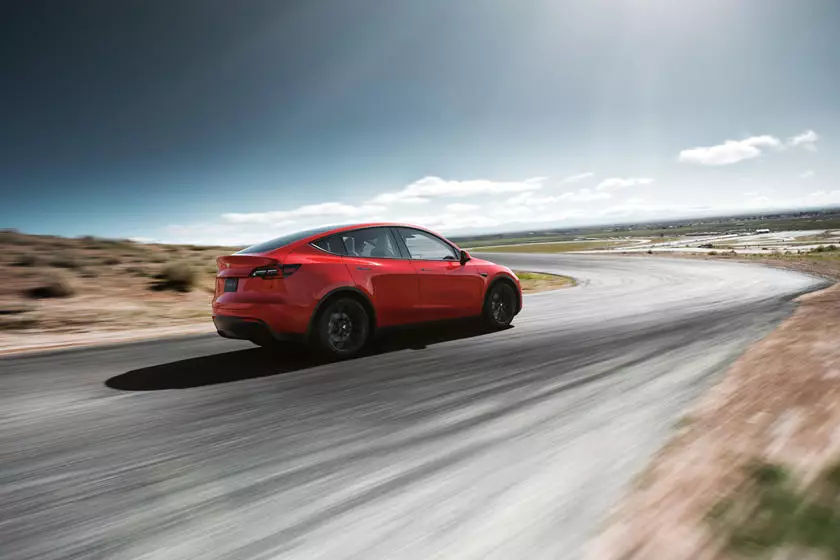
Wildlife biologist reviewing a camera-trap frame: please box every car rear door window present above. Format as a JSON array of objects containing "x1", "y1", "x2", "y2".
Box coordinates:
[
  {"x1": 311, "y1": 234, "x2": 347, "y2": 255},
  {"x1": 340, "y1": 228, "x2": 401, "y2": 258},
  {"x1": 236, "y1": 225, "x2": 337, "y2": 254},
  {"x1": 397, "y1": 228, "x2": 458, "y2": 261}
]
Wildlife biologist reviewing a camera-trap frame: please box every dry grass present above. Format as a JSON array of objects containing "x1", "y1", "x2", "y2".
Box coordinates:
[
  {"x1": 514, "y1": 270, "x2": 576, "y2": 292},
  {"x1": 0, "y1": 231, "x2": 238, "y2": 346}
]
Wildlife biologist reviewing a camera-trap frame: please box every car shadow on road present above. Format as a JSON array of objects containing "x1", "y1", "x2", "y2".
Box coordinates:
[{"x1": 105, "y1": 319, "x2": 511, "y2": 391}]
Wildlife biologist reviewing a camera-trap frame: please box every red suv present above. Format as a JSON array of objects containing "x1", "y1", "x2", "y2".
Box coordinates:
[{"x1": 213, "y1": 223, "x2": 522, "y2": 358}]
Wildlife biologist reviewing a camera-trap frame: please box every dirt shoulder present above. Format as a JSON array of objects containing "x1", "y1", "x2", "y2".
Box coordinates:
[
  {"x1": 0, "y1": 231, "x2": 575, "y2": 355},
  {"x1": 0, "y1": 230, "x2": 236, "y2": 356},
  {"x1": 593, "y1": 256, "x2": 840, "y2": 559}
]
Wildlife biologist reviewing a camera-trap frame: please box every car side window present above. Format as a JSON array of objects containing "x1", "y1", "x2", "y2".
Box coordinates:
[
  {"x1": 397, "y1": 228, "x2": 458, "y2": 261},
  {"x1": 311, "y1": 234, "x2": 347, "y2": 255},
  {"x1": 340, "y1": 228, "x2": 401, "y2": 258}
]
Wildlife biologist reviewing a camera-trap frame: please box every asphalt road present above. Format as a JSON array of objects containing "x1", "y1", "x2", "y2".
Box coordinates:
[{"x1": 0, "y1": 255, "x2": 827, "y2": 560}]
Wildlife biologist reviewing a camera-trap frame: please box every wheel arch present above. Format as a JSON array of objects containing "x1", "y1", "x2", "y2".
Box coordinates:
[
  {"x1": 486, "y1": 274, "x2": 522, "y2": 314},
  {"x1": 307, "y1": 286, "x2": 377, "y2": 339}
]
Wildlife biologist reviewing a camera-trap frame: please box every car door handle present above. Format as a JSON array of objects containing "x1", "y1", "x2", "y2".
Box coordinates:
[
  {"x1": 420, "y1": 268, "x2": 433, "y2": 271},
  {"x1": 357, "y1": 266, "x2": 372, "y2": 270}
]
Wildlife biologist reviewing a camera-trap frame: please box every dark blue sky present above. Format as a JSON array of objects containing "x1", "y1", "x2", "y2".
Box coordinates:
[{"x1": 2, "y1": 0, "x2": 839, "y2": 243}]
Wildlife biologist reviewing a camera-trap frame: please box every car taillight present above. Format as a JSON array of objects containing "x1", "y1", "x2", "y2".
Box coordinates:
[{"x1": 250, "y1": 264, "x2": 301, "y2": 278}]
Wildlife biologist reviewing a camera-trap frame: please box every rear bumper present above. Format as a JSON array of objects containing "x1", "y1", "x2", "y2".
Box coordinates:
[{"x1": 213, "y1": 315, "x2": 303, "y2": 344}]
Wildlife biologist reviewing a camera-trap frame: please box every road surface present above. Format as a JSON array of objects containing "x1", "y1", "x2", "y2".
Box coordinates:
[{"x1": 0, "y1": 255, "x2": 826, "y2": 560}]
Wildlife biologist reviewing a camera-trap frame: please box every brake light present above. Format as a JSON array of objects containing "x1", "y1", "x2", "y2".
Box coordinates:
[{"x1": 250, "y1": 264, "x2": 301, "y2": 278}]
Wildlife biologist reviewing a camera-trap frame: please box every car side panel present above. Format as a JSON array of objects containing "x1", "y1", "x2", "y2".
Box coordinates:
[
  {"x1": 343, "y1": 256, "x2": 421, "y2": 327},
  {"x1": 414, "y1": 260, "x2": 485, "y2": 320}
]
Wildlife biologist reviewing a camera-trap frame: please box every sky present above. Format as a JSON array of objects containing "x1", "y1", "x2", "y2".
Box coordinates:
[{"x1": 1, "y1": 0, "x2": 839, "y2": 245}]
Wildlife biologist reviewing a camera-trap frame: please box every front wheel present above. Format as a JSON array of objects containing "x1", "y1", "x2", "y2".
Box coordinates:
[
  {"x1": 483, "y1": 282, "x2": 517, "y2": 328},
  {"x1": 313, "y1": 298, "x2": 370, "y2": 358}
]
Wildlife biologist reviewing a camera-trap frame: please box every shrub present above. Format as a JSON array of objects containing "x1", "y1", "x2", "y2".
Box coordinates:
[
  {"x1": 152, "y1": 264, "x2": 196, "y2": 292},
  {"x1": 24, "y1": 278, "x2": 76, "y2": 299},
  {"x1": 0, "y1": 315, "x2": 39, "y2": 331},
  {"x1": 102, "y1": 257, "x2": 121, "y2": 265},
  {"x1": 50, "y1": 256, "x2": 81, "y2": 269},
  {"x1": 12, "y1": 254, "x2": 39, "y2": 267}
]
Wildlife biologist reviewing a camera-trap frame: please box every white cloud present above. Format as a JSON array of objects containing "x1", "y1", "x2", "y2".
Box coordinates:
[
  {"x1": 596, "y1": 177, "x2": 654, "y2": 191},
  {"x1": 560, "y1": 172, "x2": 594, "y2": 183},
  {"x1": 507, "y1": 188, "x2": 610, "y2": 206},
  {"x1": 444, "y1": 203, "x2": 480, "y2": 213},
  {"x1": 392, "y1": 212, "x2": 500, "y2": 231},
  {"x1": 678, "y1": 135, "x2": 782, "y2": 166},
  {"x1": 787, "y1": 130, "x2": 818, "y2": 151},
  {"x1": 368, "y1": 176, "x2": 544, "y2": 204},
  {"x1": 679, "y1": 130, "x2": 818, "y2": 166},
  {"x1": 799, "y1": 170, "x2": 815, "y2": 179},
  {"x1": 154, "y1": 167, "x2": 838, "y2": 246},
  {"x1": 222, "y1": 202, "x2": 385, "y2": 225},
  {"x1": 561, "y1": 188, "x2": 612, "y2": 201}
]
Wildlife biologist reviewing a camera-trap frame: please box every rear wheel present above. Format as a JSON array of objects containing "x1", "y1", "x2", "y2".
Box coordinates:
[
  {"x1": 483, "y1": 282, "x2": 516, "y2": 328},
  {"x1": 313, "y1": 298, "x2": 370, "y2": 358}
]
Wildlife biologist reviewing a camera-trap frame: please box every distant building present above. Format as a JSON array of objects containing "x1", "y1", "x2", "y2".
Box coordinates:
[{"x1": 756, "y1": 228, "x2": 771, "y2": 234}]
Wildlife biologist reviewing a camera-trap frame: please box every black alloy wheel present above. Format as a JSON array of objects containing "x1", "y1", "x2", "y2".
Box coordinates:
[
  {"x1": 483, "y1": 282, "x2": 516, "y2": 328},
  {"x1": 316, "y1": 298, "x2": 369, "y2": 358}
]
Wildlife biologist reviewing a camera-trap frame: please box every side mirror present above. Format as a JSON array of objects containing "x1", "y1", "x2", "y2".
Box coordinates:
[{"x1": 459, "y1": 249, "x2": 471, "y2": 265}]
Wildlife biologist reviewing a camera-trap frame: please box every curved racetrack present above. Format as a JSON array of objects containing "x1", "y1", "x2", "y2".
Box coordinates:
[{"x1": 0, "y1": 255, "x2": 826, "y2": 560}]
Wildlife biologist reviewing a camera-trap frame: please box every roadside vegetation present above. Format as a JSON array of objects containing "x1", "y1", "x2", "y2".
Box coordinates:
[
  {"x1": 513, "y1": 271, "x2": 576, "y2": 292},
  {"x1": 0, "y1": 230, "x2": 238, "y2": 343},
  {"x1": 708, "y1": 460, "x2": 840, "y2": 556}
]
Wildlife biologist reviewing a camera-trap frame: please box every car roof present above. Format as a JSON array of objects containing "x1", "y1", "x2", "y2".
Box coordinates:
[
  {"x1": 237, "y1": 222, "x2": 457, "y2": 255},
  {"x1": 305, "y1": 222, "x2": 455, "y2": 243}
]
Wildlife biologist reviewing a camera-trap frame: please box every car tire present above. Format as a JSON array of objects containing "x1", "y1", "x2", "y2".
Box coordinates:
[
  {"x1": 313, "y1": 297, "x2": 370, "y2": 358},
  {"x1": 483, "y1": 282, "x2": 516, "y2": 328}
]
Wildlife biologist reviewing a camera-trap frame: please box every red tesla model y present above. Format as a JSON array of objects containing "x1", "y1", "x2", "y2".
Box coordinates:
[{"x1": 212, "y1": 223, "x2": 522, "y2": 358}]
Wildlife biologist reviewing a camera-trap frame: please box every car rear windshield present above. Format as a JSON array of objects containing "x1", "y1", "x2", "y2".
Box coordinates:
[{"x1": 236, "y1": 225, "x2": 337, "y2": 254}]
